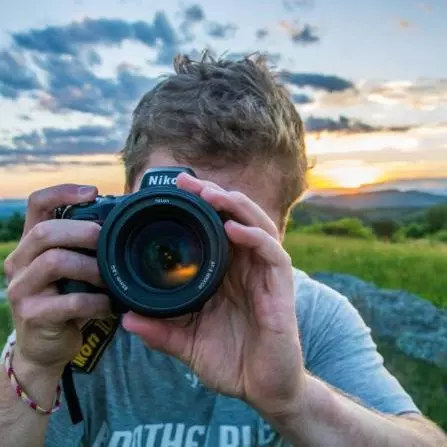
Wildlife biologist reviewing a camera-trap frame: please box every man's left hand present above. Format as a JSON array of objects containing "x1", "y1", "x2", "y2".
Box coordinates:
[{"x1": 122, "y1": 172, "x2": 305, "y2": 419}]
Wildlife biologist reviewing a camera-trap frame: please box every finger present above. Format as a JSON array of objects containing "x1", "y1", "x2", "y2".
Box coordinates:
[
  {"x1": 176, "y1": 173, "x2": 279, "y2": 239},
  {"x1": 23, "y1": 184, "x2": 97, "y2": 236},
  {"x1": 7, "y1": 249, "x2": 104, "y2": 302},
  {"x1": 176, "y1": 172, "x2": 225, "y2": 195},
  {"x1": 15, "y1": 293, "x2": 111, "y2": 325},
  {"x1": 200, "y1": 188, "x2": 279, "y2": 239},
  {"x1": 225, "y1": 220, "x2": 291, "y2": 267},
  {"x1": 122, "y1": 312, "x2": 192, "y2": 363},
  {"x1": 9, "y1": 219, "x2": 101, "y2": 271}
]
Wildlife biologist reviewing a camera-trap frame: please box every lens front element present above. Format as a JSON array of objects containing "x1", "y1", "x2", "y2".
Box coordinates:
[{"x1": 131, "y1": 220, "x2": 202, "y2": 289}]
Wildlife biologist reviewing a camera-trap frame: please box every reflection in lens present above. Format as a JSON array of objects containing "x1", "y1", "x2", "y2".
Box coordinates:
[{"x1": 131, "y1": 220, "x2": 203, "y2": 289}]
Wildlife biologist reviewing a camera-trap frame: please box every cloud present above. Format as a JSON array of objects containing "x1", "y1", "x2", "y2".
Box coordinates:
[
  {"x1": 316, "y1": 146, "x2": 447, "y2": 164},
  {"x1": 367, "y1": 79, "x2": 447, "y2": 110},
  {"x1": 226, "y1": 51, "x2": 281, "y2": 65},
  {"x1": 304, "y1": 115, "x2": 411, "y2": 134},
  {"x1": 397, "y1": 19, "x2": 412, "y2": 30},
  {"x1": 11, "y1": 14, "x2": 179, "y2": 59},
  {"x1": 282, "y1": 0, "x2": 314, "y2": 11},
  {"x1": 290, "y1": 75, "x2": 446, "y2": 115},
  {"x1": 291, "y1": 24, "x2": 319, "y2": 44},
  {"x1": 10, "y1": 13, "x2": 241, "y2": 67},
  {"x1": 292, "y1": 93, "x2": 313, "y2": 104},
  {"x1": 180, "y1": 4, "x2": 206, "y2": 41},
  {"x1": 87, "y1": 49, "x2": 101, "y2": 67},
  {"x1": 42, "y1": 125, "x2": 111, "y2": 140},
  {"x1": 318, "y1": 78, "x2": 447, "y2": 110},
  {"x1": 11, "y1": 125, "x2": 120, "y2": 155},
  {"x1": 152, "y1": 12, "x2": 178, "y2": 64},
  {"x1": 0, "y1": 155, "x2": 115, "y2": 168},
  {"x1": 256, "y1": 29, "x2": 268, "y2": 39},
  {"x1": 279, "y1": 21, "x2": 320, "y2": 45},
  {"x1": 418, "y1": 2, "x2": 432, "y2": 12},
  {"x1": 206, "y1": 22, "x2": 238, "y2": 39},
  {"x1": 0, "y1": 84, "x2": 19, "y2": 99},
  {"x1": 281, "y1": 71, "x2": 354, "y2": 92},
  {"x1": 0, "y1": 124, "x2": 123, "y2": 167},
  {"x1": 0, "y1": 50, "x2": 40, "y2": 98},
  {"x1": 31, "y1": 53, "x2": 157, "y2": 116},
  {"x1": 13, "y1": 19, "x2": 132, "y2": 55},
  {"x1": 183, "y1": 4, "x2": 205, "y2": 23}
]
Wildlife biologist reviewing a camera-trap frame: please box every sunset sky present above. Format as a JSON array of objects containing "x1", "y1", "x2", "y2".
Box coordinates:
[{"x1": 0, "y1": 0, "x2": 446, "y2": 198}]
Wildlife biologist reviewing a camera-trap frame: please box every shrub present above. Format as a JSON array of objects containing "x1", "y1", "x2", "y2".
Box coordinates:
[
  {"x1": 390, "y1": 227, "x2": 406, "y2": 243},
  {"x1": 431, "y1": 229, "x2": 447, "y2": 243},
  {"x1": 371, "y1": 219, "x2": 400, "y2": 239},
  {"x1": 425, "y1": 204, "x2": 447, "y2": 233},
  {"x1": 0, "y1": 212, "x2": 25, "y2": 242},
  {"x1": 404, "y1": 222, "x2": 429, "y2": 239},
  {"x1": 0, "y1": 303, "x2": 12, "y2": 348},
  {"x1": 306, "y1": 218, "x2": 375, "y2": 240},
  {"x1": 285, "y1": 217, "x2": 297, "y2": 233}
]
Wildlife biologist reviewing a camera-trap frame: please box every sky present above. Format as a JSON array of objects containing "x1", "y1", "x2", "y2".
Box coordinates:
[{"x1": 0, "y1": 0, "x2": 446, "y2": 198}]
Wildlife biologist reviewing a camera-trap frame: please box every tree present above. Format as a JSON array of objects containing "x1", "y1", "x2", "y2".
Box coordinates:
[
  {"x1": 286, "y1": 217, "x2": 297, "y2": 233},
  {"x1": 404, "y1": 222, "x2": 428, "y2": 239},
  {"x1": 0, "y1": 212, "x2": 25, "y2": 242},
  {"x1": 425, "y1": 204, "x2": 447, "y2": 233},
  {"x1": 5, "y1": 212, "x2": 25, "y2": 238},
  {"x1": 371, "y1": 219, "x2": 400, "y2": 239}
]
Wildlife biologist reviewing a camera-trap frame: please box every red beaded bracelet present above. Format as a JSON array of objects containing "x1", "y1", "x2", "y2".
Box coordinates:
[{"x1": 3, "y1": 340, "x2": 62, "y2": 415}]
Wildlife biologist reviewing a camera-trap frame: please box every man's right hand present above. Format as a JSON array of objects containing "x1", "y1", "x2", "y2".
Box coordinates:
[{"x1": 4, "y1": 184, "x2": 111, "y2": 379}]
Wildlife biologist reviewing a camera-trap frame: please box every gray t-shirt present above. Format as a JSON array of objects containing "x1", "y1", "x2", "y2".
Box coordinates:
[{"x1": 1, "y1": 268, "x2": 420, "y2": 446}]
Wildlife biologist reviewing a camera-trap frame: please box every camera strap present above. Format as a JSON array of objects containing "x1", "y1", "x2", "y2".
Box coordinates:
[{"x1": 62, "y1": 314, "x2": 121, "y2": 424}]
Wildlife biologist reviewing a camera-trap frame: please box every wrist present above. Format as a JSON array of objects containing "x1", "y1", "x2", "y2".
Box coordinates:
[
  {"x1": 13, "y1": 347, "x2": 65, "y2": 380},
  {"x1": 9, "y1": 346, "x2": 63, "y2": 409},
  {"x1": 254, "y1": 372, "x2": 312, "y2": 431},
  {"x1": 258, "y1": 373, "x2": 330, "y2": 444}
]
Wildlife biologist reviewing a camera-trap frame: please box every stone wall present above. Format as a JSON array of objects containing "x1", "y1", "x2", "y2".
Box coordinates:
[{"x1": 312, "y1": 272, "x2": 447, "y2": 369}]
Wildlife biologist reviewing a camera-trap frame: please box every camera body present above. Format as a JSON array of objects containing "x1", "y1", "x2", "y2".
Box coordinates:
[{"x1": 55, "y1": 167, "x2": 230, "y2": 318}]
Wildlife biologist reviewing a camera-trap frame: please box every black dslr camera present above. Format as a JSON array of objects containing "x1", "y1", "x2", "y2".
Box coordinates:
[{"x1": 55, "y1": 167, "x2": 230, "y2": 318}]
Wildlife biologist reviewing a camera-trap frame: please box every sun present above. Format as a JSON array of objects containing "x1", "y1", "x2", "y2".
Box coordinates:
[{"x1": 325, "y1": 165, "x2": 383, "y2": 189}]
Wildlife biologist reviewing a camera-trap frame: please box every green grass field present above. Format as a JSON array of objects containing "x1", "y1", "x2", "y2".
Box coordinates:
[
  {"x1": 0, "y1": 241, "x2": 15, "y2": 283},
  {"x1": 284, "y1": 233, "x2": 447, "y2": 308},
  {"x1": 0, "y1": 236, "x2": 446, "y2": 431}
]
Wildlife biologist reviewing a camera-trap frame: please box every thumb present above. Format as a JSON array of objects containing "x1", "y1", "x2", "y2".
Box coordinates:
[{"x1": 122, "y1": 312, "x2": 192, "y2": 362}]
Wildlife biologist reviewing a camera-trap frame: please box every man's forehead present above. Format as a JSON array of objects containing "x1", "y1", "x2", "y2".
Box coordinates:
[{"x1": 134, "y1": 150, "x2": 281, "y2": 224}]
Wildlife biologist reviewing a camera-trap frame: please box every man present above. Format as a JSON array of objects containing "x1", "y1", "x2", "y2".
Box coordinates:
[{"x1": 1, "y1": 52, "x2": 446, "y2": 447}]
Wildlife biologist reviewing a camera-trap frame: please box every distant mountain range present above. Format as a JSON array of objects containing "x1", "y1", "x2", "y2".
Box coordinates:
[
  {"x1": 0, "y1": 199, "x2": 27, "y2": 218},
  {"x1": 304, "y1": 189, "x2": 447, "y2": 210},
  {"x1": 2, "y1": 182, "x2": 447, "y2": 219},
  {"x1": 303, "y1": 177, "x2": 447, "y2": 199}
]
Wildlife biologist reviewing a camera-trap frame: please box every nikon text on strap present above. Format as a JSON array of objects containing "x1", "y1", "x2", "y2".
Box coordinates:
[{"x1": 62, "y1": 315, "x2": 120, "y2": 424}]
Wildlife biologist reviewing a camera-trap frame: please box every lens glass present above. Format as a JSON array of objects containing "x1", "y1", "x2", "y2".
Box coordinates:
[{"x1": 130, "y1": 220, "x2": 203, "y2": 289}]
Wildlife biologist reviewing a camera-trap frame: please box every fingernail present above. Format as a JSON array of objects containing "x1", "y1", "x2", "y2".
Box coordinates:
[
  {"x1": 181, "y1": 173, "x2": 196, "y2": 181},
  {"x1": 227, "y1": 220, "x2": 241, "y2": 228},
  {"x1": 121, "y1": 314, "x2": 132, "y2": 330},
  {"x1": 78, "y1": 186, "x2": 96, "y2": 197}
]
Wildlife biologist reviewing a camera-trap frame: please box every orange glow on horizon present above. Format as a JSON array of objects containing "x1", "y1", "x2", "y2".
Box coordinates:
[
  {"x1": 2, "y1": 155, "x2": 447, "y2": 198},
  {"x1": 320, "y1": 165, "x2": 383, "y2": 189},
  {"x1": 306, "y1": 160, "x2": 386, "y2": 191}
]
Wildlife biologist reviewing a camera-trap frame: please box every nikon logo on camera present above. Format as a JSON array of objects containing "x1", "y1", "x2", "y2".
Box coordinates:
[
  {"x1": 147, "y1": 174, "x2": 177, "y2": 186},
  {"x1": 71, "y1": 314, "x2": 120, "y2": 373}
]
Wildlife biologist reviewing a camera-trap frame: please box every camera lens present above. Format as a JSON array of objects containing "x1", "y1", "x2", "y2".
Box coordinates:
[
  {"x1": 131, "y1": 220, "x2": 203, "y2": 289},
  {"x1": 97, "y1": 186, "x2": 230, "y2": 318}
]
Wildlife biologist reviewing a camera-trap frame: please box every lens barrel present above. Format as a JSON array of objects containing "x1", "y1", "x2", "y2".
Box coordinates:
[{"x1": 96, "y1": 187, "x2": 229, "y2": 318}]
